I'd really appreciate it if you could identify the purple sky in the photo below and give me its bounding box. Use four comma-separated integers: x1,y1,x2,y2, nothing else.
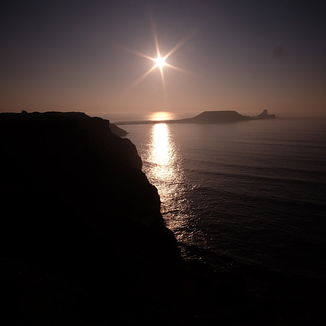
1,0,325,117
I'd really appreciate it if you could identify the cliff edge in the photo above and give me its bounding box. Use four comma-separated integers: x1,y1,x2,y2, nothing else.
0,111,264,325
0,111,180,322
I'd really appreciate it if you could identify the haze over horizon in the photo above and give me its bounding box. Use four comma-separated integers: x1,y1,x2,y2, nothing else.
1,0,325,117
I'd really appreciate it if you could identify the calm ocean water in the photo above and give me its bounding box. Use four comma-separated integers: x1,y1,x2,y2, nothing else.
122,118,326,293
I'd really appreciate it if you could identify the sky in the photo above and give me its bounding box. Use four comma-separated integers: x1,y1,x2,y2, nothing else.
1,0,326,118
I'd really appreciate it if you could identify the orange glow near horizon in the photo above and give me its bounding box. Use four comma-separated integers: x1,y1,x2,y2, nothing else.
148,111,175,121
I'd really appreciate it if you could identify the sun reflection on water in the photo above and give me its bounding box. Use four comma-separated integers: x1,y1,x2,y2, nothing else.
145,123,188,234
149,123,176,179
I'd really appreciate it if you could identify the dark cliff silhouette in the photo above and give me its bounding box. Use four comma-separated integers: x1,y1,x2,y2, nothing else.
109,122,128,136
1,111,254,325
0,111,180,261
1,111,323,325
116,109,275,125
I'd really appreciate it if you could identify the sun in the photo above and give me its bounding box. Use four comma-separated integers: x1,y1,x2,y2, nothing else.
154,56,166,69
121,15,198,94
148,111,174,121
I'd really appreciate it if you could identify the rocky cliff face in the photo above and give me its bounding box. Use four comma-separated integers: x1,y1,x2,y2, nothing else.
0,111,180,261
0,112,182,322
0,111,256,325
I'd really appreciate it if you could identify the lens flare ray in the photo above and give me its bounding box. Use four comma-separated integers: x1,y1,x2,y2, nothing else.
121,19,200,96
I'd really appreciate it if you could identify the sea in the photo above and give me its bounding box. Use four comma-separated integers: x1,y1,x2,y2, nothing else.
113,116,326,301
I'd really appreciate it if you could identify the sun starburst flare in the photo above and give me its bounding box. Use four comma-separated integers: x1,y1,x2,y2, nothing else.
120,17,200,99
154,56,166,68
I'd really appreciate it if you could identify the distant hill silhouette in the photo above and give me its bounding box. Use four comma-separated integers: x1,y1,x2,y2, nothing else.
178,110,251,123
117,109,275,125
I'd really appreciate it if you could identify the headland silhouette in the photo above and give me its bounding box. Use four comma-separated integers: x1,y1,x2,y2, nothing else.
116,109,275,125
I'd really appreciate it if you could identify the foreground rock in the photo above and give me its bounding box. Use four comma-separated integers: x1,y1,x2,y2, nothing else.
109,122,128,136
0,111,275,325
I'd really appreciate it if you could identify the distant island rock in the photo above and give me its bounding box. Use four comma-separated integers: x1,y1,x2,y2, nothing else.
116,109,275,125
252,109,276,120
